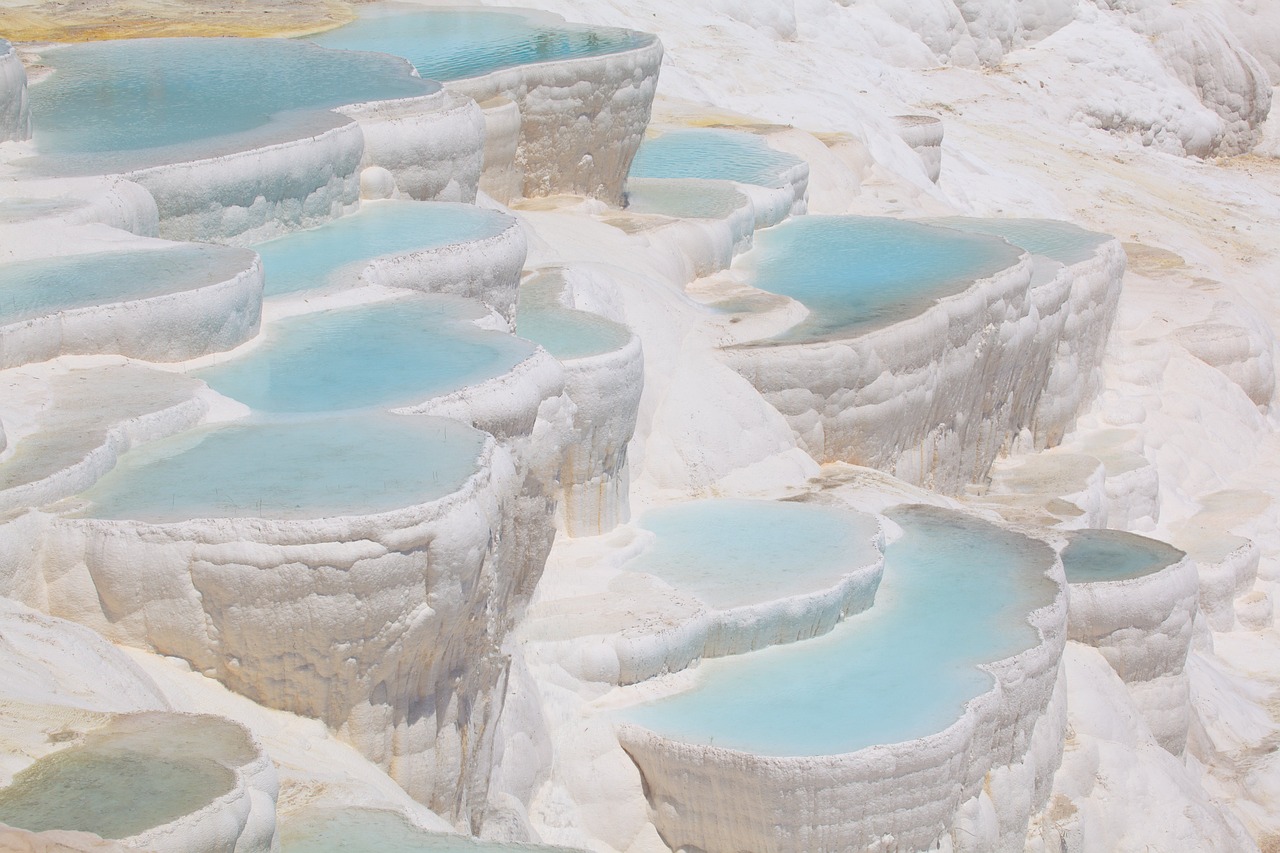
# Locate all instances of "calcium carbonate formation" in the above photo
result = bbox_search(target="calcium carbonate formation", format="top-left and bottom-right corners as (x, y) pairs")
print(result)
(0, 1), (1275, 851)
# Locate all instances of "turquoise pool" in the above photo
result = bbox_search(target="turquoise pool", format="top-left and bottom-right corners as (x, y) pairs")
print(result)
(0, 245), (255, 324)
(308, 4), (654, 82)
(255, 200), (513, 297)
(628, 129), (803, 189)
(24, 37), (436, 174)
(516, 274), (630, 361)
(737, 216), (1024, 341)
(627, 499), (880, 610)
(924, 217), (1110, 265)
(626, 505), (1056, 756)
(194, 297), (533, 413)
(1061, 529), (1184, 584)
(74, 413), (486, 522)
(622, 179), (748, 220)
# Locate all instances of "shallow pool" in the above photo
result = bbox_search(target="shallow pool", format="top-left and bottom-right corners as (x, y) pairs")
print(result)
(626, 499), (880, 610)
(74, 412), (486, 522)
(256, 200), (513, 297)
(625, 505), (1056, 756)
(737, 216), (1023, 341)
(0, 245), (255, 324)
(194, 297), (533, 413)
(516, 273), (630, 361)
(622, 178), (748, 220)
(924, 217), (1110, 265)
(308, 3), (653, 82)
(628, 129), (803, 189)
(282, 807), (584, 853)
(0, 714), (248, 839)
(24, 37), (436, 174)
(1061, 529), (1184, 584)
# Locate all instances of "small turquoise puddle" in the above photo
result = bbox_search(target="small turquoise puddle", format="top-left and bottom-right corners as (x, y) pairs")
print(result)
(622, 179), (748, 220)
(628, 129), (803, 189)
(625, 505), (1056, 756)
(24, 38), (435, 174)
(924, 217), (1110, 265)
(0, 714), (251, 839)
(735, 216), (1023, 342)
(516, 274), (629, 361)
(627, 499), (880, 610)
(255, 200), (514, 297)
(74, 413), (485, 523)
(1061, 529), (1184, 584)
(282, 808), (584, 853)
(0, 245), (256, 325)
(308, 4), (653, 81)
(194, 297), (533, 413)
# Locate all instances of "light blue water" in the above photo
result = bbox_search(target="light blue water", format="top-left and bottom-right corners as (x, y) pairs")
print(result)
(626, 505), (1056, 756)
(0, 245), (257, 324)
(194, 297), (534, 413)
(516, 274), (629, 361)
(1061, 529), (1184, 584)
(627, 499), (881, 610)
(257, 200), (513, 297)
(282, 808), (585, 853)
(308, 4), (653, 82)
(0, 714), (245, 839)
(24, 38), (436, 174)
(925, 218), (1110, 265)
(628, 129), (803, 189)
(75, 413), (486, 522)
(622, 179), (747, 220)
(737, 216), (1024, 342)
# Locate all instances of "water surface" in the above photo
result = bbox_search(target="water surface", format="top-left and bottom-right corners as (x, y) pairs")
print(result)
(1061, 529), (1183, 584)
(0, 245), (256, 324)
(194, 297), (533, 412)
(75, 413), (486, 522)
(628, 129), (802, 189)
(0, 714), (248, 839)
(516, 274), (629, 361)
(627, 499), (880, 609)
(737, 216), (1023, 341)
(256, 200), (513, 297)
(925, 217), (1109, 265)
(626, 505), (1056, 756)
(309, 4), (653, 81)
(25, 38), (436, 174)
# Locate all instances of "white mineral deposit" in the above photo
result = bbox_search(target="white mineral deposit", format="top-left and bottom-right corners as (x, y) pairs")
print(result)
(0, 0), (1278, 850)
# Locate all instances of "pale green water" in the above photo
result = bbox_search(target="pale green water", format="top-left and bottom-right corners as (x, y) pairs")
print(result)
(737, 216), (1023, 342)
(1061, 529), (1184, 584)
(628, 499), (881, 609)
(925, 217), (1110, 265)
(194, 297), (534, 412)
(0, 714), (249, 839)
(75, 413), (486, 522)
(0, 245), (257, 324)
(628, 129), (803, 189)
(282, 808), (584, 852)
(626, 505), (1056, 756)
(308, 4), (653, 82)
(256, 200), (513, 297)
(622, 179), (748, 220)
(515, 274), (629, 360)
(24, 38), (435, 174)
